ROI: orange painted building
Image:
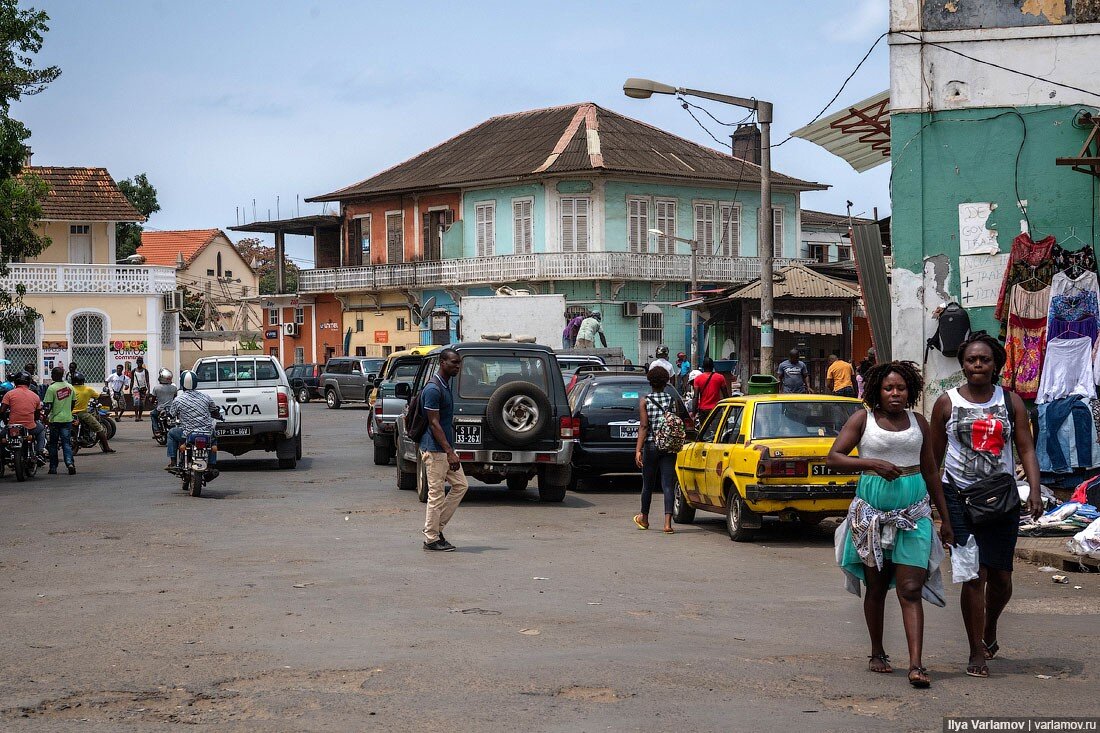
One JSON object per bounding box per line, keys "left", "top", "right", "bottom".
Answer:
{"left": 342, "top": 191, "right": 461, "bottom": 266}
{"left": 259, "top": 293, "right": 345, "bottom": 367}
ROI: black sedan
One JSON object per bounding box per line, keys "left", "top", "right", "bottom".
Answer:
{"left": 567, "top": 373, "right": 690, "bottom": 490}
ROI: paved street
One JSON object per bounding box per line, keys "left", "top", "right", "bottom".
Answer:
{"left": 1, "top": 403, "right": 1097, "bottom": 732}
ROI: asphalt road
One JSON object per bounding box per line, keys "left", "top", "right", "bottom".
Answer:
{"left": 1, "top": 403, "right": 1097, "bottom": 732}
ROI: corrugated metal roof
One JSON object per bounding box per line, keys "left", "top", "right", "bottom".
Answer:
{"left": 790, "top": 91, "right": 890, "bottom": 174}
{"left": 729, "top": 264, "right": 860, "bottom": 300}
{"left": 308, "top": 103, "right": 827, "bottom": 202}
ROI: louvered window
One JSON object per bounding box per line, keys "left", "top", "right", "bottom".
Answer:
{"left": 719, "top": 202, "right": 740, "bottom": 256}
{"left": 475, "top": 202, "right": 495, "bottom": 256}
{"left": 386, "top": 212, "right": 403, "bottom": 264}
{"left": 422, "top": 209, "right": 453, "bottom": 261}
{"left": 628, "top": 198, "right": 648, "bottom": 253}
{"left": 355, "top": 215, "right": 371, "bottom": 263}
{"left": 693, "top": 202, "right": 715, "bottom": 256}
{"left": 512, "top": 199, "right": 533, "bottom": 254}
{"left": 654, "top": 199, "right": 676, "bottom": 255}
{"left": 560, "top": 197, "right": 589, "bottom": 253}
{"left": 773, "top": 207, "right": 784, "bottom": 258}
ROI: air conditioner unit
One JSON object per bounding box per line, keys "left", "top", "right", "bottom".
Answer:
{"left": 622, "top": 301, "right": 640, "bottom": 317}
{"left": 283, "top": 322, "right": 300, "bottom": 337}
{"left": 162, "top": 290, "right": 184, "bottom": 312}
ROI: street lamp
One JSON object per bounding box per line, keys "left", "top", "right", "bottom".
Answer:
{"left": 650, "top": 228, "right": 699, "bottom": 367}
{"left": 625, "top": 77, "right": 776, "bottom": 375}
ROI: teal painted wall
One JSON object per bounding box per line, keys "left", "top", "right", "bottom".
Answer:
{"left": 603, "top": 180, "right": 800, "bottom": 257}
{"left": 461, "top": 184, "right": 546, "bottom": 256}
{"left": 441, "top": 220, "right": 464, "bottom": 260}
{"left": 891, "top": 105, "right": 1100, "bottom": 336}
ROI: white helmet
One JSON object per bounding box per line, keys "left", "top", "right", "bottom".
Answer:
{"left": 158, "top": 368, "right": 173, "bottom": 385}
{"left": 179, "top": 370, "right": 198, "bottom": 390}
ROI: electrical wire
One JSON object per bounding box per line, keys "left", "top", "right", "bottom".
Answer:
{"left": 678, "top": 97, "right": 756, "bottom": 128}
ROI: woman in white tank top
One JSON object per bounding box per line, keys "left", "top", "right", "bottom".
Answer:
{"left": 930, "top": 333, "right": 1043, "bottom": 679}
{"left": 829, "top": 361, "right": 953, "bottom": 688}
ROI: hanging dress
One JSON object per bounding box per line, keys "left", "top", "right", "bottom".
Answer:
{"left": 996, "top": 233, "right": 1057, "bottom": 324}
{"left": 1047, "top": 270, "right": 1100, "bottom": 340}
{"left": 1002, "top": 284, "right": 1049, "bottom": 399}
{"left": 1051, "top": 242, "right": 1099, "bottom": 277}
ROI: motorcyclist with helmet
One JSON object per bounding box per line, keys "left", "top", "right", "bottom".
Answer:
{"left": 0, "top": 371, "right": 47, "bottom": 458}
{"left": 163, "top": 370, "right": 223, "bottom": 473}
{"left": 149, "top": 368, "right": 178, "bottom": 436}
{"left": 649, "top": 345, "right": 675, "bottom": 376}
{"left": 71, "top": 372, "right": 116, "bottom": 453}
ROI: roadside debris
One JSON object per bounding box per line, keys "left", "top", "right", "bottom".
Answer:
{"left": 519, "top": 628, "right": 540, "bottom": 635}
{"left": 1052, "top": 575, "right": 1069, "bottom": 584}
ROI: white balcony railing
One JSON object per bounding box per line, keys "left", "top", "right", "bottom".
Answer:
{"left": 0, "top": 264, "right": 178, "bottom": 295}
{"left": 299, "top": 253, "right": 811, "bottom": 293}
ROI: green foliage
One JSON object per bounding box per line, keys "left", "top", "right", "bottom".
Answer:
{"left": 235, "top": 237, "right": 300, "bottom": 294}
{"left": 0, "top": 0, "right": 59, "bottom": 341}
{"left": 115, "top": 172, "right": 160, "bottom": 259}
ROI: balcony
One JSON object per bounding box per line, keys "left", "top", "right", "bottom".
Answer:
{"left": 0, "top": 263, "right": 178, "bottom": 295}
{"left": 299, "top": 252, "right": 811, "bottom": 294}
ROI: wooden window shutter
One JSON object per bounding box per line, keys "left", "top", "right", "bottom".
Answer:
{"left": 575, "top": 198, "right": 589, "bottom": 253}
{"left": 773, "top": 207, "right": 783, "bottom": 258}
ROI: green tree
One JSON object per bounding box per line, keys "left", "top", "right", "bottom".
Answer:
{"left": 0, "top": 0, "right": 60, "bottom": 340}
{"left": 234, "top": 237, "right": 299, "bottom": 294}
{"left": 115, "top": 172, "right": 159, "bottom": 259}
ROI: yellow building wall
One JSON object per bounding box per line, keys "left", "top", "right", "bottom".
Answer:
{"left": 179, "top": 234, "right": 262, "bottom": 331}
{"left": 32, "top": 221, "right": 112, "bottom": 263}
{"left": 343, "top": 309, "right": 419, "bottom": 356}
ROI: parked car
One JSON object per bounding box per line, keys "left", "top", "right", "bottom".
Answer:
{"left": 368, "top": 347, "right": 433, "bottom": 465}
{"left": 555, "top": 354, "right": 605, "bottom": 387}
{"left": 191, "top": 355, "right": 303, "bottom": 469}
{"left": 394, "top": 343, "right": 573, "bottom": 502}
{"left": 321, "top": 357, "right": 385, "bottom": 408}
{"left": 673, "top": 394, "right": 862, "bottom": 541}
{"left": 286, "top": 362, "right": 323, "bottom": 403}
{"left": 566, "top": 362, "right": 645, "bottom": 393}
{"left": 568, "top": 372, "right": 690, "bottom": 491}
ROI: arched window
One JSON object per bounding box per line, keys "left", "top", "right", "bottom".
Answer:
{"left": 217, "top": 252, "right": 223, "bottom": 277}
{"left": 71, "top": 312, "right": 107, "bottom": 382}
{"left": 0, "top": 319, "right": 40, "bottom": 381}
{"left": 639, "top": 305, "right": 664, "bottom": 363}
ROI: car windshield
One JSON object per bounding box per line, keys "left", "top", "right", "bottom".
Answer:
{"left": 458, "top": 355, "right": 549, "bottom": 399}
{"left": 751, "top": 401, "right": 860, "bottom": 440}
{"left": 581, "top": 383, "right": 644, "bottom": 411}
{"left": 360, "top": 359, "right": 384, "bottom": 374}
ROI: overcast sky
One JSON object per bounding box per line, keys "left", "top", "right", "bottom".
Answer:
{"left": 19, "top": 0, "right": 890, "bottom": 266}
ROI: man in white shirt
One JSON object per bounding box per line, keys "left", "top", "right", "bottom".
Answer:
{"left": 106, "top": 365, "right": 130, "bottom": 419}
{"left": 131, "top": 356, "right": 151, "bottom": 422}
{"left": 649, "top": 345, "right": 674, "bottom": 376}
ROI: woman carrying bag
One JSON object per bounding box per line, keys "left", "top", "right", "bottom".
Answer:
{"left": 929, "top": 333, "right": 1043, "bottom": 679}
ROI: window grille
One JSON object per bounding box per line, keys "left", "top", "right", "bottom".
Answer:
{"left": 71, "top": 312, "right": 106, "bottom": 382}
{"left": 1, "top": 320, "right": 39, "bottom": 380}
{"left": 639, "top": 308, "right": 664, "bottom": 360}
{"left": 161, "top": 311, "right": 177, "bottom": 348}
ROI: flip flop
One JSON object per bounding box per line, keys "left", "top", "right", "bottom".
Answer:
{"left": 908, "top": 667, "right": 931, "bottom": 688}
{"left": 966, "top": 663, "right": 989, "bottom": 678}
{"left": 633, "top": 515, "right": 649, "bottom": 530}
{"left": 663, "top": 527, "right": 675, "bottom": 534}
{"left": 983, "top": 640, "right": 999, "bottom": 660}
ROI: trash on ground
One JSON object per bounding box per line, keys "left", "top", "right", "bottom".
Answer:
{"left": 533, "top": 577, "right": 550, "bottom": 581}
{"left": 1037, "top": 566, "right": 1058, "bottom": 572}
{"left": 292, "top": 582, "right": 314, "bottom": 588}
{"left": 1035, "top": 674, "right": 1052, "bottom": 679}
{"left": 1052, "top": 575, "right": 1069, "bottom": 584}
{"left": 519, "top": 628, "right": 541, "bottom": 635}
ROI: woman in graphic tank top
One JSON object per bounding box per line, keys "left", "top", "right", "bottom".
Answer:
{"left": 930, "top": 334, "right": 1043, "bottom": 679}
{"left": 828, "top": 361, "right": 953, "bottom": 689}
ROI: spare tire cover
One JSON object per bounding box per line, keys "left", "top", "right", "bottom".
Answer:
{"left": 484, "top": 380, "right": 552, "bottom": 448}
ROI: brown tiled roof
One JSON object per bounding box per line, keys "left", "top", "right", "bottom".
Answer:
{"left": 138, "top": 229, "right": 222, "bottom": 267}
{"left": 800, "top": 208, "right": 874, "bottom": 229}
{"left": 308, "top": 103, "right": 826, "bottom": 201}
{"left": 21, "top": 166, "right": 144, "bottom": 222}
{"left": 729, "top": 264, "right": 859, "bottom": 300}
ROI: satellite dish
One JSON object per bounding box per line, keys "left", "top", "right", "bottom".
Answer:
{"left": 410, "top": 304, "right": 422, "bottom": 326}
{"left": 422, "top": 296, "right": 437, "bottom": 317}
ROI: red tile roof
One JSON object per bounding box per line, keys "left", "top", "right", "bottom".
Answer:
{"left": 308, "top": 102, "right": 827, "bottom": 201}
{"left": 138, "top": 229, "right": 222, "bottom": 267}
{"left": 20, "top": 166, "right": 144, "bottom": 222}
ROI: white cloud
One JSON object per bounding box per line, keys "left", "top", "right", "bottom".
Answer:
{"left": 826, "top": 0, "right": 888, "bottom": 42}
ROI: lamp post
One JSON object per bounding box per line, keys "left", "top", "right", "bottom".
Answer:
{"left": 650, "top": 228, "right": 699, "bottom": 366}
{"left": 624, "top": 77, "right": 776, "bottom": 375}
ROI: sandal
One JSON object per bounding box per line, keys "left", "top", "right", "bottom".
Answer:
{"left": 633, "top": 514, "right": 649, "bottom": 530}
{"left": 908, "top": 667, "right": 931, "bottom": 688}
{"left": 867, "top": 654, "right": 893, "bottom": 674}
{"left": 663, "top": 527, "right": 675, "bottom": 534}
{"left": 965, "top": 662, "right": 989, "bottom": 678}
{"left": 982, "top": 639, "right": 999, "bottom": 660}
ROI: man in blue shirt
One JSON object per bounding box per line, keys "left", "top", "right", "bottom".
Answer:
{"left": 421, "top": 348, "right": 469, "bottom": 552}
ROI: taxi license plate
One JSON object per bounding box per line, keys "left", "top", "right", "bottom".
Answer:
{"left": 811, "top": 464, "right": 857, "bottom": 476}
{"left": 616, "top": 425, "right": 639, "bottom": 439}
{"left": 217, "top": 426, "right": 251, "bottom": 437}
{"left": 454, "top": 424, "right": 482, "bottom": 445}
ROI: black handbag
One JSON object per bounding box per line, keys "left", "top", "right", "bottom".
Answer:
{"left": 948, "top": 473, "right": 1020, "bottom": 526}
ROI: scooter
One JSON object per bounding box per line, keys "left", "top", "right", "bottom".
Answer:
{"left": 177, "top": 430, "right": 217, "bottom": 497}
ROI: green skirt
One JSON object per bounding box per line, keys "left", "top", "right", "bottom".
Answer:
{"left": 839, "top": 472, "right": 933, "bottom": 585}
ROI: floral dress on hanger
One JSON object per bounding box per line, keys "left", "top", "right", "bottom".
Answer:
{"left": 996, "top": 233, "right": 1056, "bottom": 340}
{"left": 1002, "top": 284, "right": 1050, "bottom": 399}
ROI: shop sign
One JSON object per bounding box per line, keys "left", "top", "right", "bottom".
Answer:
{"left": 319, "top": 321, "right": 340, "bottom": 330}
{"left": 265, "top": 329, "right": 279, "bottom": 339}
{"left": 42, "top": 340, "right": 68, "bottom": 375}
{"left": 374, "top": 330, "right": 389, "bottom": 343}
{"left": 110, "top": 339, "right": 148, "bottom": 372}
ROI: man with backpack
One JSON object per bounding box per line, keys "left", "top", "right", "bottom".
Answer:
{"left": 417, "top": 349, "right": 469, "bottom": 552}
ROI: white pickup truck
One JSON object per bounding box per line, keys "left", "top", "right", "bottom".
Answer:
{"left": 191, "top": 356, "right": 303, "bottom": 469}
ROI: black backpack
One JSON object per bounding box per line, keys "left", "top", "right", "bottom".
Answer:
{"left": 926, "top": 302, "right": 971, "bottom": 358}
{"left": 405, "top": 388, "right": 430, "bottom": 442}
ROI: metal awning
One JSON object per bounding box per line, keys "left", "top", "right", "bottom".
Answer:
{"left": 751, "top": 311, "right": 843, "bottom": 336}
{"left": 791, "top": 91, "right": 890, "bottom": 173}
{"left": 229, "top": 214, "right": 340, "bottom": 236}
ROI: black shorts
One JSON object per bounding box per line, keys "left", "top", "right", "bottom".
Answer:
{"left": 944, "top": 480, "right": 1018, "bottom": 573}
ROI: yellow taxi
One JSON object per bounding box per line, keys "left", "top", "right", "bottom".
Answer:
{"left": 673, "top": 394, "right": 863, "bottom": 541}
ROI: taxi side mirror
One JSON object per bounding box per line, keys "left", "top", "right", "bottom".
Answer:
{"left": 395, "top": 382, "right": 412, "bottom": 399}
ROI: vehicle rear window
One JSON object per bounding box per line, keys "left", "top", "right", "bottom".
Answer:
{"left": 751, "top": 401, "right": 860, "bottom": 439}
{"left": 458, "top": 355, "right": 549, "bottom": 399}
{"left": 360, "top": 359, "right": 385, "bottom": 374}
{"left": 581, "top": 383, "right": 644, "bottom": 411}
{"left": 194, "top": 359, "right": 279, "bottom": 385}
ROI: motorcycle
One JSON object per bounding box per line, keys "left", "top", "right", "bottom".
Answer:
{"left": 177, "top": 430, "right": 216, "bottom": 497}
{"left": 151, "top": 410, "right": 174, "bottom": 446}
{"left": 3, "top": 422, "right": 40, "bottom": 482}
{"left": 71, "top": 405, "right": 118, "bottom": 455}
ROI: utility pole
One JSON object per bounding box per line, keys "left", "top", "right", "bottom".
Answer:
{"left": 690, "top": 238, "right": 699, "bottom": 365}
{"left": 758, "top": 101, "right": 774, "bottom": 375}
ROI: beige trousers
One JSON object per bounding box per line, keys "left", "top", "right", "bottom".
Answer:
{"left": 575, "top": 338, "right": 594, "bottom": 348}
{"left": 422, "top": 450, "right": 470, "bottom": 542}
